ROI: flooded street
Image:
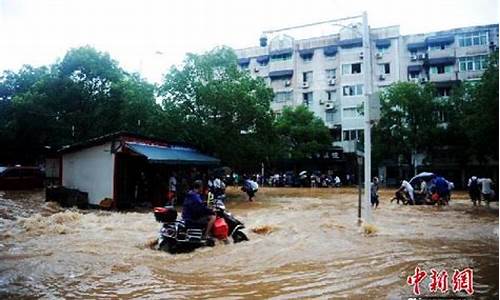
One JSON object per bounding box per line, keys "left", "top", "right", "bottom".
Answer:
{"left": 0, "top": 187, "right": 498, "bottom": 299}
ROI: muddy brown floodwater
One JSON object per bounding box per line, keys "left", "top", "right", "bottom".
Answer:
{"left": 0, "top": 187, "right": 498, "bottom": 299}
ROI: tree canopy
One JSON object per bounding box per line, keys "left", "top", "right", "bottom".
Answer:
{"left": 158, "top": 47, "right": 279, "bottom": 171}
{"left": 274, "top": 105, "right": 332, "bottom": 161}
{"left": 0, "top": 46, "right": 160, "bottom": 163}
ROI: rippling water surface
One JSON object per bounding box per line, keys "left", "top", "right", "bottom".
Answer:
{"left": 0, "top": 188, "right": 498, "bottom": 299}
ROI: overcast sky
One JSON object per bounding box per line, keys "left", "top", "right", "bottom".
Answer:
{"left": 1, "top": 0, "right": 498, "bottom": 83}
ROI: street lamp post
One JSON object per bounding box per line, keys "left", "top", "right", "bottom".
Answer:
{"left": 362, "top": 11, "right": 373, "bottom": 223}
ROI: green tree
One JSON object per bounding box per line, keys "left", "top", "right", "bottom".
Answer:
{"left": 465, "top": 52, "right": 499, "bottom": 162}
{"left": 274, "top": 105, "right": 332, "bottom": 161}
{"left": 373, "top": 82, "right": 440, "bottom": 171}
{"left": 158, "top": 47, "right": 278, "bottom": 171}
{"left": 0, "top": 46, "right": 160, "bottom": 163}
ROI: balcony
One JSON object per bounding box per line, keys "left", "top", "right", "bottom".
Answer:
{"left": 427, "top": 49, "right": 455, "bottom": 60}
{"left": 333, "top": 141, "right": 357, "bottom": 153}
{"left": 269, "top": 59, "right": 294, "bottom": 73}
{"left": 429, "top": 72, "right": 456, "bottom": 82}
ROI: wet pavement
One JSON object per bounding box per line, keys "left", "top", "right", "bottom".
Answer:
{"left": 0, "top": 187, "right": 498, "bottom": 299}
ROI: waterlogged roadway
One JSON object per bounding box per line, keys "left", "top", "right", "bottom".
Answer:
{"left": 0, "top": 187, "right": 498, "bottom": 299}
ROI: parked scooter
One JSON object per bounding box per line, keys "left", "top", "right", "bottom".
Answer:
{"left": 154, "top": 198, "right": 248, "bottom": 254}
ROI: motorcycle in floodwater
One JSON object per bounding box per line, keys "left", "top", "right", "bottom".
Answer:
{"left": 154, "top": 198, "right": 248, "bottom": 254}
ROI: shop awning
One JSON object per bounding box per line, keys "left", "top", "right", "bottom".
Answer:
{"left": 338, "top": 38, "right": 363, "bottom": 48}
{"left": 299, "top": 48, "right": 315, "bottom": 57}
{"left": 238, "top": 58, "right": 250, "bottom": 65}
{"left": 256, "top": 55, "right": 270, "bottom": 64}
{"left": 323, "top": 45, "right": 338, "bottom": 56}
{"left": 269, "top": 69, "right": 293, "bottom": 79}
{"left": 428, "top": 57, "right": 456, "bottom": 66}
{"left": 126, "top": 143, "right": 220, "bottom": 165}
{"left": 407, "top": 42, "right": 427, "bottom": 51}
{"left": 375, "top": 39, "right": 391, "bottom": 48}
{"left": 426, "top": 35, "right": 455, "bottom": 46}
{"left": 407, "top": 65, "right": 423, "bottom": 72}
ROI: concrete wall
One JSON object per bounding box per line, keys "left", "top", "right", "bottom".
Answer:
{"left": 62, "top": 142, "right": 114, "bottom": 205}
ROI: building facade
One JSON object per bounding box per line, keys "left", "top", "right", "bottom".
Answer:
{"left": 235, "top": 23, "right": 499, "bottom": 159}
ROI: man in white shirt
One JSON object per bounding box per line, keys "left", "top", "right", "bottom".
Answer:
{"left": 398, "top": 180, "right": 415, "bottom": 205}
{"left": 479, "top": 177, "right": 494, "bottom": 204}
{"left": 168, "top": 173, "right": 177, "bottom": 205}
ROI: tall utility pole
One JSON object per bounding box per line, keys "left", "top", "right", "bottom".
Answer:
{"left": 362, "top": 11, "right": 373, "bottom": 223}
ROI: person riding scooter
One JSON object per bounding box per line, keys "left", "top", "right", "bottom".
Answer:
{"left": 182, "top": 180, "right": 216, "bottom": 238}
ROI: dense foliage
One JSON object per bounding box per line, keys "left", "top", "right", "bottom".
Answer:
{"left": 373, "top": 52, "right": 499, "bottom": 171}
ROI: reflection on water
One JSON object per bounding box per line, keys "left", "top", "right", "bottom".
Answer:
{"left": 0, "top": 188, "right": 498, "bottom": 299}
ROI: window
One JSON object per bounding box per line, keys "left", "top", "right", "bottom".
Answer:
{"left": 325, "top": 111, "right": 336, "bottom": 122}
{"left": 459, "top": 55, "right": 487, "bottom": 71}
{"left": 274, "top": 91, "right": 293, "bottom": 103}
{"left": 326, "top": 90, "right": 336, "bottom": 101}
{"left": 430, "top": 65, "right": 453, "bottom": 74}
{"left": 303, "top": 71, "right": 313, "bottom": 83}
{"left": 458, "top": 31, "right": 489, "bottom": 47}
{"left": 303, "top": 92, "right": 313, "bottom": 106}
{"left": 379, "top": 63, "right": 390, "bottom": 74}
{"left": 437, "top": 87, "right": 451, "bottom": 97}
{"left": 270, "top": 53, "right": 292, "bottom": 61}
{"left": 325, "top": 69, "right": 336, "bottom": 79}
{"left": 342, "top": 84, "right": 363, "bottom": 96}
{"left": 409, "top": 72, "right": 419, "bottom": 79}
{"left": 429, "top": 44, "right": 448, "bottom": 51}
{"left": 377, "top": 47, "right": 389, "bottom": 54}
{"left": 343, "top": 107, "right": 362, "bottom": 119}
{"left": 436, "top": 110, "right": 447, "bottom": 122}
{"left": 342, "top": 63, "right": 362, "bottom": 75}
{"left": 342, "top": 129, "right": 364, "bottom": 141}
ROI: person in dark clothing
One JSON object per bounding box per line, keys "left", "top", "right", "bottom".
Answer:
{"left": 468, "top": 176, "right": 481, "bottom": 206}
{"left": 371, "top": 177, "right": 380, "bottom": 208}
{"left": 182, "top": 180, "right": 215, "bottom": 238}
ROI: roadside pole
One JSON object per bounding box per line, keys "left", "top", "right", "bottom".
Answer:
{"left": 362, "top": 11, "right": 373, "bottom": 223}
{"left": 357, "top": 155, "right": 363, "bottom": 223}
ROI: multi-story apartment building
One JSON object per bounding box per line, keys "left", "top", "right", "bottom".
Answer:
{"left": 235, "top": 23, "right": 498, "bottom": 158}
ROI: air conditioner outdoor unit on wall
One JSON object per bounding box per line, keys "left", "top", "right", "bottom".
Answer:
{"left": 302, "top": 82, "right": 309, "bottom": 88}
{"left": 418, "top": 54, "right": 426, "bottom": 60}
{"left": 420, "top": 77, "right": 427, "bottom": 83}
{"left": 319, "top": 99, "right": 325, "bottom": 105}
{"left": 328, "top": 78, "right": 336, "bottom": 86}
{"left": 254, "top": 67, "right": 259, "bottom": 72}
{"left": 325, "top": 103, "right": 335, "bottom": 110}
{"left": 359, "top": 52, "right": 364, "bottom": 59}
{"left": 376, "top": 52, "right": 383, "bottom": 59}
{"left": 285, "top": 80, "right": 291, "bottom": 87}
{"left": 410, "top": 55, "right": 418, "bottom": 61}
{"left": 379, "top": 74, "right": 386, "bottom": 81}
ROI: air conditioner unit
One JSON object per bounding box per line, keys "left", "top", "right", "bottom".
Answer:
{"left": 285, "top": 80, "right": 291, "bottom": 87}
{"left": 328, "top": 78, "right": 336, "bottom": 86}
{"left": 379, "top": 74, "right": 386, "bottom": 81}
{"left": 418, "top": 54, "right": 426, "bottom": 60}
{"left": 319, "top": 99, "right": 325, "bottom": 105}
{"left": 254, "top": 67, "right": 259, "bottom": 72}
{"left": 302, "top": 82, "right": 309, "bottom": 88}
{"left": 376, "top": 52, "right": 383, "bottom": 59}
{"left": 410, "top": 55, "right": 418, "bottom": 61}
{"left": 325, "top": 103, "right": 335, "bottom": 110}
{"left": 420, "top": 77, "right": 427, "bottom": 83}
{"left": 359, "top": 52, "right": 364, "bottom": 59}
